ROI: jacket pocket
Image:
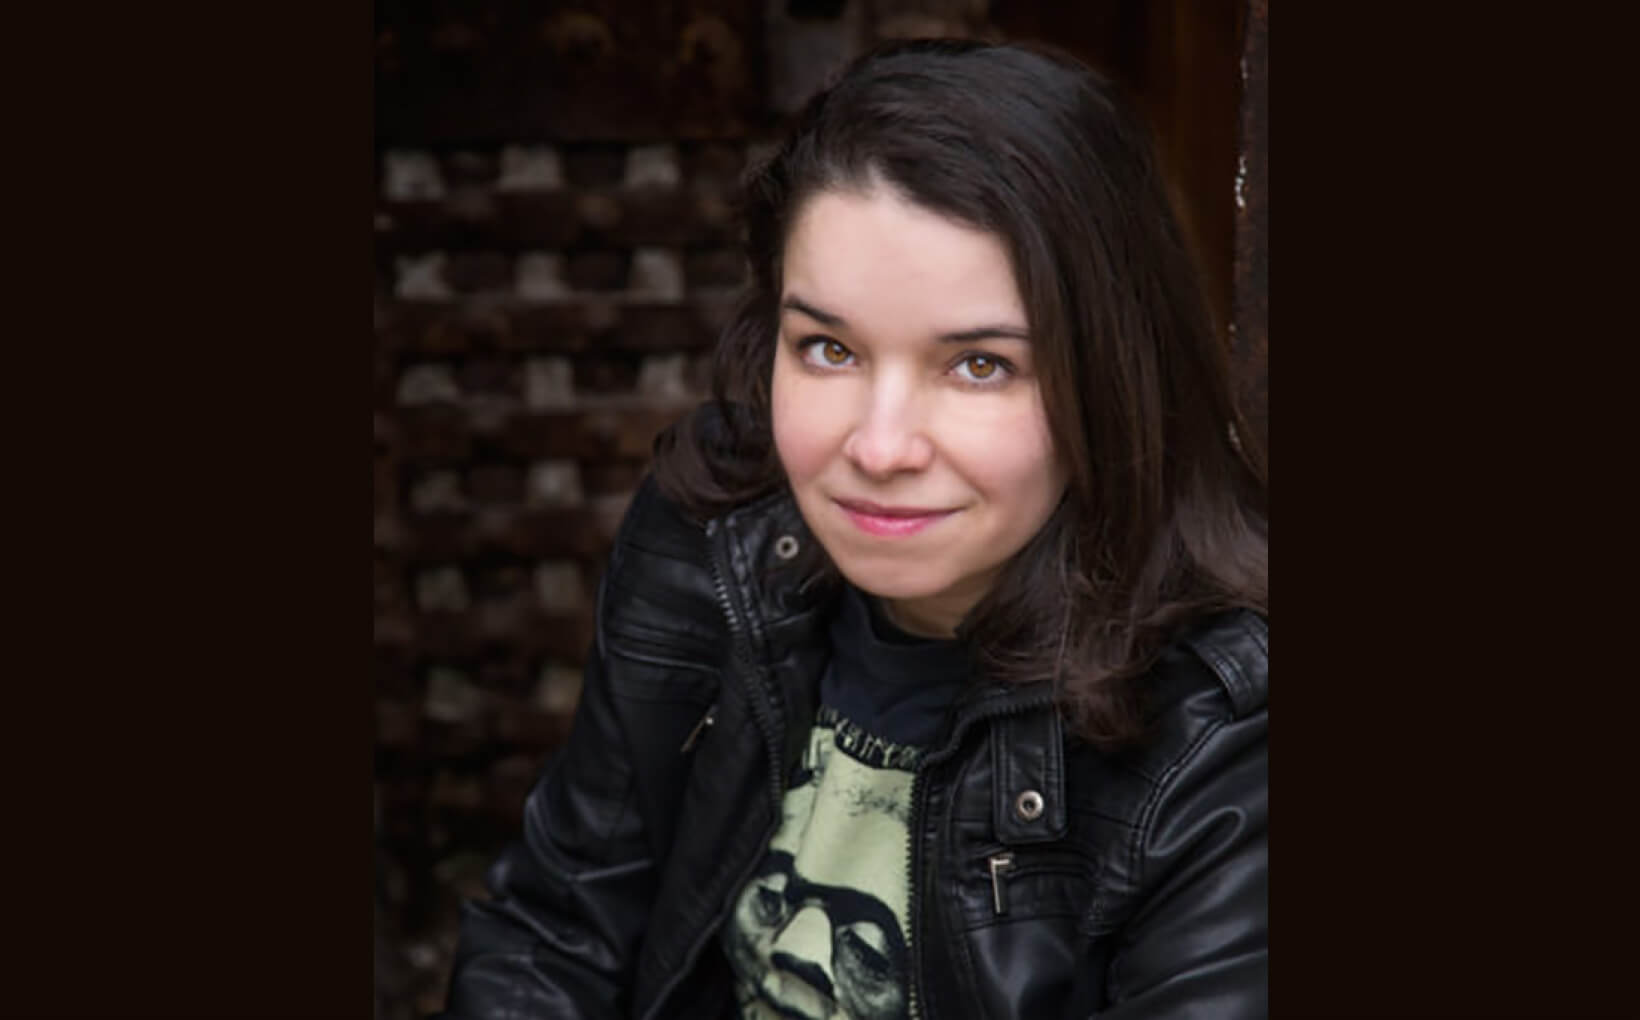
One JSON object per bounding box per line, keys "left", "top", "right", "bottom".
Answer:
{"left": 962, "top": 843, "right": 1095, "bottom": 925}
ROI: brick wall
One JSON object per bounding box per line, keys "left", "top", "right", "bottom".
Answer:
{"left": 372, "top": 137, "right": 741, "bottom": 1014}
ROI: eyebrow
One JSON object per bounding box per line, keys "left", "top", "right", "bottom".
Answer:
{"left": 781, "top": 294, "right": 1030, "bottom": 343}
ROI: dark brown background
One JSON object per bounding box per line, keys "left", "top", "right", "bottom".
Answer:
{"left": 373, "top": 2, "right": 1265, "bottom": 1015}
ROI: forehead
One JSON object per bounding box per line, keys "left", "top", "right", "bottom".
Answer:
{"left": 781, "top": 185, "right": 1025, "bottom": 330}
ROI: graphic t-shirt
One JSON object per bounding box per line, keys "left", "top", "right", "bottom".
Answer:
{"left": 723, "top": 585, "right": 969, "bottom": 1020}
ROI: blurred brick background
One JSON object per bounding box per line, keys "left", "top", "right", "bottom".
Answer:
{"left": 373, "top": 2, "right": 1261, "bottom": 1016}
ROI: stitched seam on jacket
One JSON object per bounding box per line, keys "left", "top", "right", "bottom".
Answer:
{"left": 1197, "top": 640, "right": 1248, "bottom": 713}
{"left": 587, "top": 575, "right": 646, "bottom": 860}
{"left": 1184, "top": 612, "right": 1268, "bottom": 717}
{"left": 603, "top": 644, "right": 718, "bottom": 678}
{"left": 567, "top": 857, "right": 655, "bottom": 883}
{"left": 1129, "top": 717, "right": 1226, "bottom": 885}
{"left": 1089, "top": 715, "right": 1227, "bottom": 942}
{"left": 1241, "top": 613, "right": 1268, "bottom": 658}
{"left": 1099, "top": 716, "right": 1228, "bottom": 999}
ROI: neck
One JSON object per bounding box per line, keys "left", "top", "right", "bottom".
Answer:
{"left": 880, "top": 591, "right": 972, "bottom": 639}
{"left": 865, "top": 567, "right": 1000, "bottom": 640}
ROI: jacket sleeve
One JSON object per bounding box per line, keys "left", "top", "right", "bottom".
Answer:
{"left": 1094, "top": 707, "right": 1268, "bottom": 1019}
{"left": 437, "top": 593, "right": 659, "bottom": 1018}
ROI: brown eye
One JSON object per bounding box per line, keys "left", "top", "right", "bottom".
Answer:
{"left": 951, "top": 353, "right": 1012, "bottom": 386}
{"left": 797, "top": 336, "right": 856, "bottom": 370}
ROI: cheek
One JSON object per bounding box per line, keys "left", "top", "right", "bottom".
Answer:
{"left": 771, "top": 362, "right": 839, "bottom": 484}
{"left": 948, "top": 398, "right": 1063, "bottom": 505}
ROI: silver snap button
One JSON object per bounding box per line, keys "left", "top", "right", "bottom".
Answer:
{"left": 1014, "top": 789, "right": 1045, "bottom": 822}
{"left": 774, "top": 534, "right": 799, "bottom": 560}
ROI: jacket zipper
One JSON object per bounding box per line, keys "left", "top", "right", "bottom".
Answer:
{"left": 982, "top": 846, "right": 1089, "bottom": 916}
{"left": 987, "top": 852, "right": 1015, "bottom": 915}
{"left": 905, "top": 768, "right": 927, "bottom": 1020}
{"left": 904, "top": 689, "right": 1055, "bottom": 1020}
{"left": 639, "top": 521, "right": 788, "bottom": 1020}
{"left": 705, "top": 520, "right": 787, "bottom": 810}
{"left": 679, "top": 704, "right": 716, "bottom": 752}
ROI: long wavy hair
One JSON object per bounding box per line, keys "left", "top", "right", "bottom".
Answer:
{"left": 654, "top": 38, "right": 1267, "bottom": 748}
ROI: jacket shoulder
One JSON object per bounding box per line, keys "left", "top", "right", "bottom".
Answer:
{"left": 597, "top": 473, "right": 725, "bottom": 666}
{"left": 1178, "top": 609, "right": 1267, "bottom": 717}
{"left": 609, "top": 473, "right": 712, "bottom": 570}
{"left": 1071, "top": 610, "right": 1267, "bottom": 937}
{"left": 1064, "top": 609, "right": 1267, "bottom": 794}
{"left": 1128, "top": 608, "right": 1267, "bottom": 774}
{"left": 1080, "top": 613, "right": 1268, "bottom": 1007}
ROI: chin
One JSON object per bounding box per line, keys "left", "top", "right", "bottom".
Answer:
{"left": 831, "top": 557, "right": 953, "bottom": 602}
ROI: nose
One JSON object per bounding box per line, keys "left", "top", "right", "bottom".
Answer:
{"left": 768, "top": 904, "right": 836, "bottom": 999}
{"left": 842, "top": 376, "right": 934, "bottom": 479}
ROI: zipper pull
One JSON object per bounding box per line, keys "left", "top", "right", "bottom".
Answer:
{"left": 680, "top": 704, "right": 717, "bottom": 752}
{"left": 988, "top": 852, "right": 1015, "bottom": 916}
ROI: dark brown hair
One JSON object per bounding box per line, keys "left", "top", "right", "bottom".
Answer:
{"left": 655, "top": 38, "right": 1266, "bottom": 747}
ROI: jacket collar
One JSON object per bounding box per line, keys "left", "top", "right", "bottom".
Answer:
{"left": 711, "top": 487, "right": 1062, "bottom": 717}
{"left": 710, "top": 487, "right": 1063, "bottom": 797}
{"left": 711, "top": 485, "right": 839, "bottom": 662}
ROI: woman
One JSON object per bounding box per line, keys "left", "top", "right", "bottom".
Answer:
{"left": 442, "top": 38, "right": 1267, "bottom": 1019}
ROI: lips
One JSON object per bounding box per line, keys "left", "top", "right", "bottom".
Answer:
{"left": 834, "top": 498, "right": 957, "bottom": 538}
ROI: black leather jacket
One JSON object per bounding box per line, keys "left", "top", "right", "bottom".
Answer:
{"left": 441, "top": 475, "right": 1268, "bottom": 1019}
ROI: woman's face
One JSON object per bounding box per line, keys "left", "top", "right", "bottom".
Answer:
{"left": 771, "top": 183, "right": 1067, "bottom": 637}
